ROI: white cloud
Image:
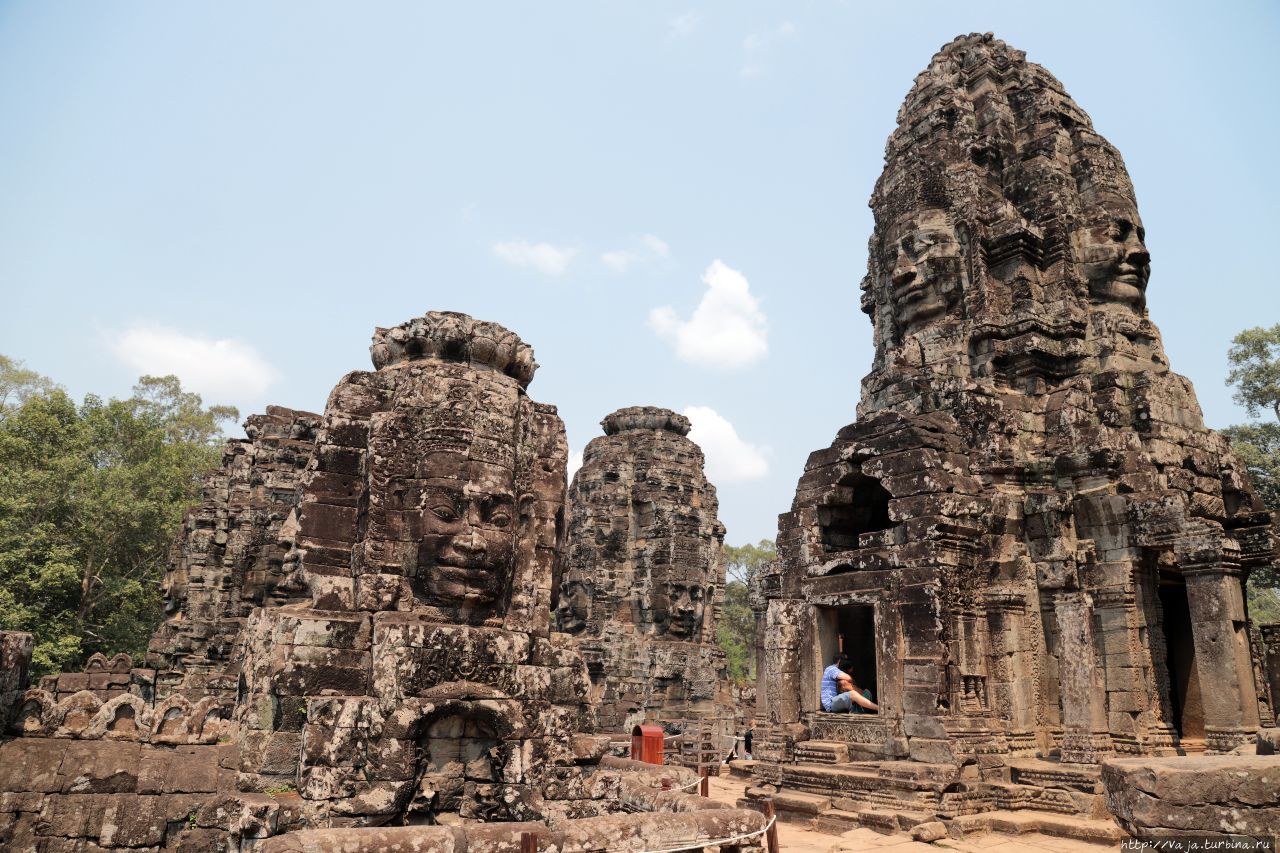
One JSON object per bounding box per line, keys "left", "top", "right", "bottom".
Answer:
{"left": 601, "top": 233, "right": 670, "bottom": 273}
{"left": 741, "top": 20, "right": 797, "bottom": 78}
{"left": 108, "top": 325, "right": 280, "bottom": 401}
{"left": 601, "top": 250, "right": 638, "bottom": 273}
{"left": 668, "top": 10, "right": 702, "bottom": 39}
{"left": 641, "top": 234, "right": 670, "bottom": 258}
{"left": 492, "top": 240, "right": 578, "bottom": 276}
{"left": 649, "top": 259, "right": 767, "bottom": 369}
{"left": 568, "top": 448, "right": 584, "bottom": 480}
{"left": 683, "top": 406, "right": 769, "bottom": 482}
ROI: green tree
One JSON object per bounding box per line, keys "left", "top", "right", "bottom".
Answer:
{"left": 0, "top": 362, "right": 236, "bottom": 674}
{"left": 717, "top": 539, "right": 775, "bottom": 683}
{"left": 0, "top": 354, "right": 57, "bottom": 416}
{"left": 1223, "top": 324, "right": 1280, "bottom": 623}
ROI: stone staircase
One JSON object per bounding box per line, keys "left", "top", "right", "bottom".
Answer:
{"left": 749, "top": 741, "right": 1127, "bottom": 844}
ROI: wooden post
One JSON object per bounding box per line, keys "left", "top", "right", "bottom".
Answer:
{"left": 520, "top": 830, "right": 538, "bottom": 853}
{"left": 699, "top": 766, "right": 709, "bottom": 797}
{"left": 762, "top": 798, "right": 780, "bottom": 853}
{"left": 661, "top": 777, "right": 671, "bottom": 790}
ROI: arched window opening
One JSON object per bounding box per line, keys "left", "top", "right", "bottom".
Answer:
{"left": 818, "top": 472, "right": 893, "bottom": 552}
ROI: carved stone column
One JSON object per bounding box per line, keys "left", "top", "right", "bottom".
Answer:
{"left": 1184, "top": 565, "right": 1260, "bottom": 752}
{"left": 1054, "top": 591, "right": 1113, "bottom": 763}
{"left": 1261, "top": 624, "right": 1280, "bottom": 723}
{"left": 985, "top": 592, "right": 1038, "bottom": 754}
{"left": 1131, "top": 561, "right": 1178, "bottom": 752}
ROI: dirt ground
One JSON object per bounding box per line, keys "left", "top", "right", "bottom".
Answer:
{"left": 704, "top": 774, "right": 1120, "bottom": 853}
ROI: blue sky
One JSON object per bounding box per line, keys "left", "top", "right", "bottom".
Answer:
{"left": 2, "top": 2, "right": 1277, "bottom": 545}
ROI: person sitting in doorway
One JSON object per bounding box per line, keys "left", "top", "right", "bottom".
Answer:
{"left": 820, "top": 653, "right": 879, "bottom": 713}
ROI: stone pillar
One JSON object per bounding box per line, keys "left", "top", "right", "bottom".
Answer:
{"left": 0, "top": 631, "right": 34, "bottom": 732}
{"left": 985, "top": 593, "right": 1038, "bottom": 754}
{"left": 1131, "top": 562, "right": 1178, "bottom": 752}
{"left": 1184, "top": 566, "right": 1260, "bottom": 752}
{"left": 1261, "top": 624, "right": 1280, "bottom": 722}
{"left": 1054, "top": 592, "right": 1113, "bottom": 763}
{"left": 762, "top": 599, "right": 805, "bottom": 726}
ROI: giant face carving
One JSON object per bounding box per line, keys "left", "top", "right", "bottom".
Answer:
{"left": 558, "top": 580, "right": 591, "bottom": 634}
{"left": 883, "top": 208, "right": 964, "bottom": 336}
{"left": 1072, "top": 212, "right": 1150, "bottom": 308}
{"left": 393, "top": 456, "right": 524, "bottom": 617}
{"left": 654, "top": 581, "right": 706, "bottom": 638}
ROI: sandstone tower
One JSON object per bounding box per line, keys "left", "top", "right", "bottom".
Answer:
{"left": 558, "top": 406, "right": 728, "bottom": 733}
{"left": 752, "top": 32, "right": 1276, "bottom": 818}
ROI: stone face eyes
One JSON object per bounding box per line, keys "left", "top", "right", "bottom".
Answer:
{"left": 1108, "top": 219, "right": 1146, "bottom": 244}
{"left": 430, "top": 504, "right": 458, "bottom": 522}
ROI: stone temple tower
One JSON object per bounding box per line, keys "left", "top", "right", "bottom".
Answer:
{"left": 752, "top": 33, "right": 1276, "bottom": 817}
{"left": 557, "top": 406, "right": 728, "bottom": 734}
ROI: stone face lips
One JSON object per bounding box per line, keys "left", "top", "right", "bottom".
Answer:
{"left": 145, "top": 406, "right": 320, "bottom": 698}
{"left": 558, "top": 406, "right": 727, "bottom": 732}
{"left": 757, "top": 31, "right": 1276, "bottom": 805}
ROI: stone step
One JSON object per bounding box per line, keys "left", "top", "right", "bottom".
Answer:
{"left": 1008, "top": 757, "right": 1103, "bottom": 792}
{"left": 771, "top": 789, "right": 834, "bottom": 818}
{"left": 952, "top": 809, "right": 1128, "bottom": 843}
{"left": 793, "top": 739, "right": 850, "bottom": 764}
{"left": 781, "top": 760, "right": 950, "bottom": 793}
{"left": 811, "top": 809, "right": 867, "bottom": 835}
{"left": 816, "top": 806, "right": 935, "bottom": 836}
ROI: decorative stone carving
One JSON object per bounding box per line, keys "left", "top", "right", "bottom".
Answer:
{"left": 556, "top": 407, "right": 728, "bottom": 734}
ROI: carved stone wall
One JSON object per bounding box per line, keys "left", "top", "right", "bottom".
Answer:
{"left": 557, "top": 407, "right": 728, "bottom": 733}
{"left": 146, "top": 406, "right": 320, "bottom": 700}
{"left": 756, "top": 33, "right": 1276, "bottom": 808}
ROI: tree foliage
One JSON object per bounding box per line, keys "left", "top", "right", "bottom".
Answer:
{"left": 1223, "top": 325, "right": 1280, "bottom": 623}
{"left": 717, "top": 539, "right": 775, "bottom": 683}
{"left": 0, "top": 358, "right": 236, "bottom": 674}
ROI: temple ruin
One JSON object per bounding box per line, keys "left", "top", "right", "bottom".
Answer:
{"left": 1, "top": 30, "right": 1278, "bottom": 851}
{"left": 557, "top": 406, "right": 730, "bottom": 742}
{"left": 0, "top": 312, "right": 768, "bottom": 851}
{"left": 749, "top": 32, "right": 1279, "bottom": 834}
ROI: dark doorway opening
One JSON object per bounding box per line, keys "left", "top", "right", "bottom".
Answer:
{"left": 819, "top": 472, "right": 893, "bottom": 553}
{"left": 1159, "top": 573, "right": 1205, "bottom": 744}
{"left": 818, "top": 604, "right": 878, "bottom": 706}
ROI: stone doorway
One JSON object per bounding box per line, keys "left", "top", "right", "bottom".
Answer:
{"left": 1158, "top": 574, "right": 1206, "bottom": 746}
{"left": 817, "top": 604, "right": 879, "bottom": 704}
{"left": 402, "top": 710, "right": 507, "bottom": 825}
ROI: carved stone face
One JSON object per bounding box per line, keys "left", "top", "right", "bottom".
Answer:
{"left": 655, "top": 581, "right": 706, "bottom": 638}
{"left": 559, "top": 580, "right": 591, "bottom": 634}
{"left": 1072, "top": 213, "right": 1150, "bottom": 307}
{"left": 883, "top": 208, "right": 964, "bottom": 336}
{"left": 397, "top": 457, "right": 521, "bottom": 616}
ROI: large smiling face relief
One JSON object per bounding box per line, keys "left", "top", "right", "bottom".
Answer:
{"left": 387, "top": 454, "right": 526, "bottom": 619}
{"left": 883, "top": 208, "right": 965, "bottom": 337}
{"left": 1072, "top": 209, "right": 1151, "bottom": 309}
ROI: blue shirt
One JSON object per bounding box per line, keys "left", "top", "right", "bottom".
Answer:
{"left": 820, "top": 664, "right": 845, "bottom": 711}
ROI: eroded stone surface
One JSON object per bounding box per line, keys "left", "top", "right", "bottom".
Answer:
{"left": 147, "top": 406, "right": 320, "bottom": 700}
{"left": 0, "top": 631, "right": 32, "bottom": 732}
{"left": 1102, "top": 755, "right": 1280, "bottom": 838}
{"left": 558, "top": 406, "right": 728, "bottom": 735}
{"left": 752, "top": 32, "right": 1276, "bottom": 823}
